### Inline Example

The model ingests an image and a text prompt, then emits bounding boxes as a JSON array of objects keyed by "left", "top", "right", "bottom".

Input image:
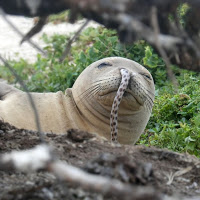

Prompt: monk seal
[{"left": 0, "top": 57, "right": 155, "bottom": 144}]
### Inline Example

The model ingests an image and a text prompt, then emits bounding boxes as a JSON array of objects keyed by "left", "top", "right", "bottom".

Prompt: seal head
[{"left": 72, "top": 57, "right": 155, "bottom": 144}]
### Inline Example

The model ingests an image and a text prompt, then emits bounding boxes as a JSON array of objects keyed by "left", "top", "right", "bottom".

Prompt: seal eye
[
  {"left": 142, "top": 73, "right": 152, "bottom": 80},
  {"left": 97, "top": 62, "right": 112, "bottom": 69}
]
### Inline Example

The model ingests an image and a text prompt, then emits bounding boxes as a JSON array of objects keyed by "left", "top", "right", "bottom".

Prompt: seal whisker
[
  {"left": 141, "top": 86, "right": 154, "bottom": 104},
  {"left": 78, "top": 84, "right": 101, "bottom": 99},
  {"left": 138, "top": 82, "right": 155, "bottom": 97},
  {"left": 82, "top": 87, "right": 102, "bottom": 101},
  {"left": 77, "top": 78, "right": 118, "bottom": 102},
  {"left": 144, "top": 99, "right": 153, "bottom": 112},
  {"left": 131, "top": 75, "right": 155, "bottom": 97},
  {"left": 131, "top": 80, "right": 154, "bottom": 105},
  {"left": 91, "top": 77, "right": 121, "bottom": 87},
  {"left": 140, "top": 87, "right": 154, "bottom": 105},
  {"left": 76, "top": 85, "right": 103, "bottom": 105},
  {"left": 78, "top": 87, "right": 100, "bottom": 102},
  {"left": 66, "top": 85, "right": 103, "bottom": 110},
  {"left": 95, "top": 76, "right": 119, "bottom": 82}
]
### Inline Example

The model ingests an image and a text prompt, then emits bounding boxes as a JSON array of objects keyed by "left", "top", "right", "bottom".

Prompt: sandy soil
[{"left": 0, "top": 15, "right": 98, "bottom": 63}]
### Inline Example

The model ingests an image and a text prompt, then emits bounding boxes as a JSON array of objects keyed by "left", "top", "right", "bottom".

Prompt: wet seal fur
[{"left": 0, "top": 57, "right": 155, "bottom": 144}]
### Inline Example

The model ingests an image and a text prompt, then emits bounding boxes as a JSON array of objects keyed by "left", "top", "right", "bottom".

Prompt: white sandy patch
[{"left": 0, "top": 15, "right": 99, "bottom": 63}]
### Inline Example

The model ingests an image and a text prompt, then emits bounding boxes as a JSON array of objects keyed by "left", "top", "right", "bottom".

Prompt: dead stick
[
  {"left": 59, "top": 19, "right": 90, "bottom": 62},
  {"left": 151, "top": 6, "right": 178, "bottom": 92},
  {"left": 0, "top": 144, "right": 162, "bottom": 200},
  {"left": 0, "top": 8, "right": 47, "bottom": 56}
]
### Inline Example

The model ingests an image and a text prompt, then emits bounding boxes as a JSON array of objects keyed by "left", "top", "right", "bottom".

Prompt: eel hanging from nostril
[{"left": 110, "top": 68, "right": 131, "bottom": 143}]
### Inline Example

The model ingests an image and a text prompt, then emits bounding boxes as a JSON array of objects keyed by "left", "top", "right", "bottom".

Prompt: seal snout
[{"left": 117, "top": 70, "right": 143, "bottom": 105}]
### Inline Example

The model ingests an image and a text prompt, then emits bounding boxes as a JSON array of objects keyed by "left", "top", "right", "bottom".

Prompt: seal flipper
[{"left": 0, "top": 82, "right": 19, "bottom": 100}]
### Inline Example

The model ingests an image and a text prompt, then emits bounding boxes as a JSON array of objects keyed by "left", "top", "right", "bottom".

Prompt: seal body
[{"left": 0, "top": 57, "right": 155, "bottom": 144}]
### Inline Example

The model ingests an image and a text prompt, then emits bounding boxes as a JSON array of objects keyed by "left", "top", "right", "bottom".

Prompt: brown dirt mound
[{"left": 0, "top": 120, "right": 200, "bottom": 200}]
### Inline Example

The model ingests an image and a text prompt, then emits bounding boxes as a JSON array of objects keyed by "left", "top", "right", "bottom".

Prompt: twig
[
  {"left": 0, "top": 144, "right": 162, "bottom": 200},
  {"left": 0, "top": 55, "right": 46, "bottom": 143},
  {"left": 0, "top": 8, "right": 47, "bottom": 56},
  {"left": 1, "top": 143, "right": 199, "bottom": 200},
  {"left": 174, "top": 12, "right": 200, "bottom": 59},
  {"left": 166, "top": 166, "right": 193, "bottom": 185},
  {"left": 150, "top": 7, "right": 178, "bottom": 92},
  {"left": 115, "top": 13, "right": 183, "bottom": 50},
  {"left": 21, "top": 16, "right": 48, "bottom": 45},
  {"left": 59, "top": 19, "right": 90, "bottom": 62}
]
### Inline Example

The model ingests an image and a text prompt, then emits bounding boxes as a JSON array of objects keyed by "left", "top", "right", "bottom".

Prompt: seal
[{"left": 0, "top": 57, "right": 155, "bottom": 144}]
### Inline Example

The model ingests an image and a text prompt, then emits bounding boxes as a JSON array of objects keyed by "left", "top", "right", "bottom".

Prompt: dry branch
[
  {"left": 59, "top": 19, "right": 90, "bottom": 62},
  {"left": 0, "top": 144, "right": 162, "bottom": 200},
  {"left": 1, "top": 0, "right": 200, "bottom": 71},
  {"left": 0, "top": 8, "right": 46, "bottom": 56},
  {"left": 150, "top": 6, "right": 179, "bottom": 92},
  {"left": 0, "top": 143, "right": 200, "bottom": 200},
  {"left": 21, "top": 16, "right": 48, "bottom": 44}
]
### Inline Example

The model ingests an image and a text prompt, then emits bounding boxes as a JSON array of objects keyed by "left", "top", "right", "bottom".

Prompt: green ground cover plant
[{"left": 0, "top": 24, "right": 200, "bottom": 156}]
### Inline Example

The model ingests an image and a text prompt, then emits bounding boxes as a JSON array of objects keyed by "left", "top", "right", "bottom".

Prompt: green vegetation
[
  {"left": 0, "top": 25, "right": 200, "bottom": 156},
  {"left": 48, "top": 10, "right": 83, "bottom": 24},
  {"left": 48, "top": 11, "right": 69, "bottom": 24},
  {"left": 140, "top": 72, "right": 200, "bottom": 156}
]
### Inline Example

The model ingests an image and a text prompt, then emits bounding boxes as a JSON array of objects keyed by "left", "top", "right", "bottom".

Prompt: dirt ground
[{"left": 0, "top": 120, "right": 200, "bottom": 200}]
